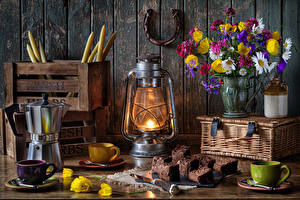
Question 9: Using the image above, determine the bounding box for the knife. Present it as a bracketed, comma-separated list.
[130, 173, 180, 195]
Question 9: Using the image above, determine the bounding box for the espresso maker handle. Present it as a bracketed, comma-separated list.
[4, 104, 23, 137]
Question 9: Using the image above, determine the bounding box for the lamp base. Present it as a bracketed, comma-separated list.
[129, 133, 168, 157]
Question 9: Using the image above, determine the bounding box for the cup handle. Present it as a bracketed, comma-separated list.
[109, 146, 120, 162]
[277, 164, 290, 186]
[45, 163, 57, 180]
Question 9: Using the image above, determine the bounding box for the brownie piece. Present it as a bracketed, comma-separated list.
[213, 157, 238, 175]
[151, 156, 180, 182]
[177, 157, 200, 177]
[172, 145, 191, 162]
[192, 154, 215, 169]
[188, 167, 213, 184]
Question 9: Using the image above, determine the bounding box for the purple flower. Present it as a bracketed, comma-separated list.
[202, 77, 221, 94]
[277, 60, 287, 74]
[263, 51, 269, 61]
[185, 64, 198, 78]
[237, 30, 248, 43]
[247, 44, 255, 55]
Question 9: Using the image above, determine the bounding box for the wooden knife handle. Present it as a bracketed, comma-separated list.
[153, 179, 179, 195]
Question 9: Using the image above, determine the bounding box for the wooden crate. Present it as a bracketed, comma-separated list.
[4, 60, 110, 111]
[197, 115, 300, 161]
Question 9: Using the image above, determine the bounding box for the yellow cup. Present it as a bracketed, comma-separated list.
[88, 143, 120, 163]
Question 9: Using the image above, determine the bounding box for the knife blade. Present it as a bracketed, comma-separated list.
[130, 173, 180, 195]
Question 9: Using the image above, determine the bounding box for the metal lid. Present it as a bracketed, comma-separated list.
[27, 93, 62, 108]
[136, 54, 160, 71]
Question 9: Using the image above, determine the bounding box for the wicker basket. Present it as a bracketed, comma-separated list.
[197, 115, 300, 161]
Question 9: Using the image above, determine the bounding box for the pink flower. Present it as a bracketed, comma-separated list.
[238, 55, 252, 68]
[200, 63, 211, 75]
[210, 19, 224, 31]
[222, 7, 236, 17]
[244, 17, 258, 30]
[210, 40, 228, 54]
[262, 29, 272, 40]
[176, 40, 193, 58]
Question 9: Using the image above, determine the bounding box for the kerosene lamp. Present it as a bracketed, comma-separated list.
[122, 55, 178, 157]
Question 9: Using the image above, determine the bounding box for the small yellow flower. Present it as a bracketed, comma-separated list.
[236, 43, 251, 56]
[266, 39, 279, 55]
[70, 176, 92, 193]
[185, 54, 199, 67]
[197, 37, 210, 54]
[220, 24, 236, 35]
[272, 31, 280, 40]
[192, 29, 203, 43]
[238, 22, 247, 31]
[62, 168, 74, 178]
[63, 177, 73, 190]
[98, 183, 112, 197]
[212, 59, 226, 73]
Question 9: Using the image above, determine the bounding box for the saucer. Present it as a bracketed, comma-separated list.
[238, 178, 293, 191]
[79, 158, 125, 169]
[5, 176, 59, 190]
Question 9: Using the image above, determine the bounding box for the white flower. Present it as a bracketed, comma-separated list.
[209, 49, 224, 61]
[252, 18, 264, 34]
[283, 38, 292, 51]
[282, 50, 291, 62]
[239, 68, 247, 76]
[228, 47, 235, 53]
[267, 62, 277, 72]
[251, 52, 269, 74]
[222, 57, 236, 73]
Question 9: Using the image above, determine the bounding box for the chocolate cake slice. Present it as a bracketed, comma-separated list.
[213, 157, 238, 175]
[177, 157, 200, 177]
[172, 145, 191, 162]
[188, 167, 213, 184]
[151, 156, 180, 182]
[192, 154, 215, 169]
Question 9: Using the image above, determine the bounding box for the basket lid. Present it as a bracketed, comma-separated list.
[197, 115, 300, 128]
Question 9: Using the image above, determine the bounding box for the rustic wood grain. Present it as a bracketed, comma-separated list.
[45, 0, 67, 60]
[137, 0, 160, 56]
[255, 0, 282, 115]
[207, 0, 230, 115]
[68, 0, 91, 59]
[113, 0, 137, 133]
[282, 0, 300, 116]
[161, 0, 184, 133]
[184, 0, 208, 134]
[0, 0, 21, 107]
[21, 0, 44, 61]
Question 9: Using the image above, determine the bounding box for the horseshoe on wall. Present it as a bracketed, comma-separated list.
[143, 9, 181, 46]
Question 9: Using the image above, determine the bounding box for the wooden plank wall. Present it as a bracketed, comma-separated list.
[0, 0, 300, 139]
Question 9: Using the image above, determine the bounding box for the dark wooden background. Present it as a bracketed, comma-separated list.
[0, 0, 299, 135]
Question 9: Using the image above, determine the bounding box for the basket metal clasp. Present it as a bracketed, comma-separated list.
[211, 117, 221, 138]
[245, 121, 257, 138]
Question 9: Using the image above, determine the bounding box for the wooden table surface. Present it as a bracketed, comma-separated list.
[1, 154, 300, 199]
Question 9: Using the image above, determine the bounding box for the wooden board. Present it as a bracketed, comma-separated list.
[184, 0, 208, 134]
[68, 0, 91, 59]
[161, 0, 184, 133]
[113, 0, 137, 133]
[282, 0, 300, 116]
[44, 0, 68, 60]
[256, 0, 281, 114]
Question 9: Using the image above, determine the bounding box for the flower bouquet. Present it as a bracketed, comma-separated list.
[177, 7, 293, 117]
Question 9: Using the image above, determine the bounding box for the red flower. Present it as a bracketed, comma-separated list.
[200, 63, 211, 75]
[222, 7, 236, 18]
